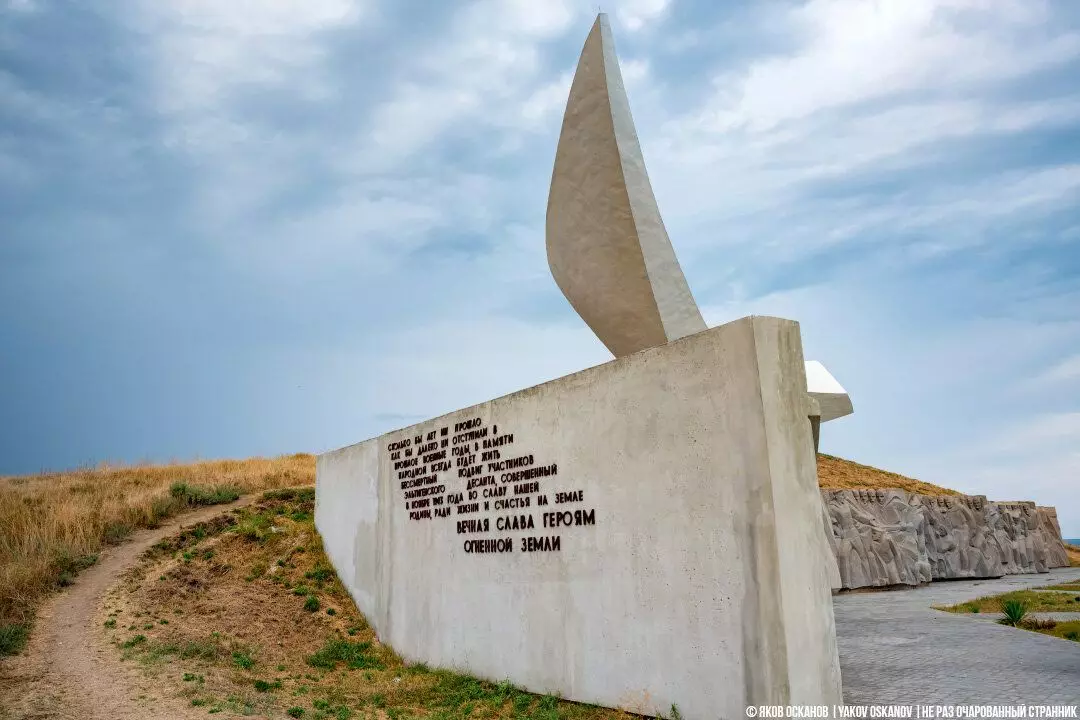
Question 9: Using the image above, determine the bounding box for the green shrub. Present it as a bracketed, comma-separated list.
[303, 595, 320, 612]
[262, 487, 314, 502]
[121, 634, 147, 648]
[169, 482, 241, 506]
[232, 650, 256, 669]
[287, 707, 305, 718]
[104, 522, 132, 544]
[0, 623, 30, 656]
[1000, 599, 1028, 626]
[305, 565, 333, 585]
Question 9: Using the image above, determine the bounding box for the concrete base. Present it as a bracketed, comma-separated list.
[316, 316, 842, 719]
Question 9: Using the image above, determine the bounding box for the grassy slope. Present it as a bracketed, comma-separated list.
[107, 489, 633, 720]
[0, 454, 314, 655]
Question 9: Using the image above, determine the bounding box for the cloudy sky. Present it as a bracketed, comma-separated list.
[1, 0, 1078, 535]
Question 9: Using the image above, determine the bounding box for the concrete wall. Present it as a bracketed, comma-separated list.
[822, 489, 1070, 590]
[316, 316, 842, 719]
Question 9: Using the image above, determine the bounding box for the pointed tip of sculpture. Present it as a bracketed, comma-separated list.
[546, 12, 707, 359]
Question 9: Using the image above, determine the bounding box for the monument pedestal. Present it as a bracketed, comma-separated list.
[316, 315, 842, 719]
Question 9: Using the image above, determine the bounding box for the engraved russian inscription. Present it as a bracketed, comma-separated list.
[385, 416, 594, 554]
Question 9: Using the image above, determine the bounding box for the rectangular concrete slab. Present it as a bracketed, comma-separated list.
[316, 315, 842, 719]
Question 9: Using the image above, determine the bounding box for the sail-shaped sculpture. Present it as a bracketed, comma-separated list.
[546, 14, 706, 358]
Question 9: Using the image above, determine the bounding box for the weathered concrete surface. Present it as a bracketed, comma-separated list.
[835, 567, 1080, 704]
[317, 317, 841, 720]
[823, 489, 1070, 590]
[546, 14, 705, 359]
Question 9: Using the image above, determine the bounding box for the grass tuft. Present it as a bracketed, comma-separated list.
[305, 639, 384, 671]
[232, 649, 256, 669]
[169, 482, 241, 507]
[0, 622, 30, 656]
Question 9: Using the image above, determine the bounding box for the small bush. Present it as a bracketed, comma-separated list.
[232, 650, 256, 669]
[1065, 631, 1079, 641]
[305, 565, 333, 585]
[235, 514, 272, 542]
[121, 634, 147, 648]
[1000, 599, 1028, 626]
[0, 623, 30, 656]
[303, 595, 320, 612]
[1021, 617, 1057, 630]
[287, 707, 305, 718]
[253, 678, 281, 692]
[326, 608, 336, 616]
[104, 522, 132, 544]
[169, 482, 241, 507]
[262, 487, 313, 502]
[179, 638, 225, 660]
[306, 639, 384, 670]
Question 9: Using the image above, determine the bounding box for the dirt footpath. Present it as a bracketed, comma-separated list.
[0, 496, 259, 720]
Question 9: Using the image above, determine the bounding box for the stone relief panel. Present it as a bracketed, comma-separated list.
[821, 489, 1069, 590]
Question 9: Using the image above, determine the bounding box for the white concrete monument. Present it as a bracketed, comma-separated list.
[316, 14, 843, 719]
[547, 14, 706, 359]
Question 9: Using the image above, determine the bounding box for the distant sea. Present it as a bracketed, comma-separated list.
[1066, 538, 1080, 545]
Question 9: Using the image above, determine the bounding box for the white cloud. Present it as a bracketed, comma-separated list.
[142, 0, 363, 121]
[4, 0, 36, 12]
[614, 0, 671, 32]
[1030, 354, 1080, 386]
[698, 0, 1079, 133]
[617, 1, 1080, 271]
[350, 0, 583, 172]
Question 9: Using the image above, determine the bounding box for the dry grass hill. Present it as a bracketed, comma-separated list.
[816, 453, 960, 495]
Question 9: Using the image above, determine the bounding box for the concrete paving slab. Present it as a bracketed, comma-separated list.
[834, 568, 1080, 704]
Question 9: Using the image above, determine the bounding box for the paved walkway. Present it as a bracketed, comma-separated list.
[834, 568, 1080, 705]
